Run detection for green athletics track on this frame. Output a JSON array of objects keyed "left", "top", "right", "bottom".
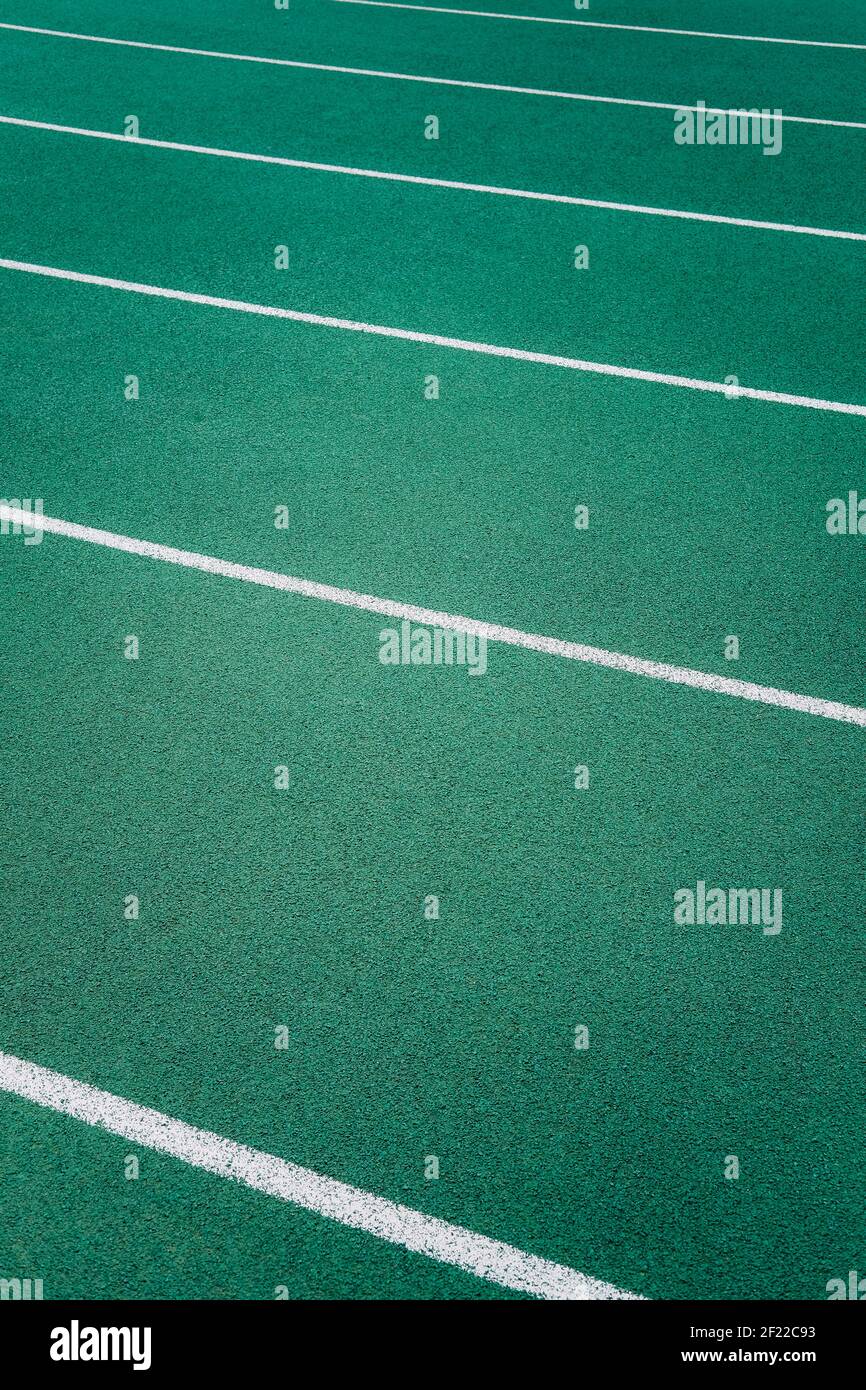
[{"left": 0, "top": 0, "right": 864, "bottom": 1301}]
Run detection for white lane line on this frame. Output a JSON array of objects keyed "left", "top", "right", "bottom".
[
  {"left": 2, "top": 505, "right": 865, "bottom": 727},
  {"left": 2, "top": 258, "right": 866, "bottom": 417},
  {"left": 0, "top": 1050, "right": 639, "bottom": 1299},
  {"left": 2, "top": 115, "right": 863, "bottom": 243},
  {"left": 333, "top": 0, "right": 866, "bottom": 51},
  {"left": 0, "top": 22, "right": 863, "bottom": 130},
  {"left": 3, "top": 256, "right": 866, "bottom": 416}
]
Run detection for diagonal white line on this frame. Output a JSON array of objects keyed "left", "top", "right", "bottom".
[
  {"left": 2, "top": 506, "right": 865, "bottom": 726},
  {"left": 1, "top": 258, "right": 865, "bottom": 417},
  {"left": 2, "top": 115, "right": 864, "bottom": 243},
  {"left": 332, "top": 0, "right": 866, "bottom": 51},
  {"left": 0, "top": 22, "right": 864, "bottom": 129},
  {"left": 0, "top": 1050, "right": 640, "bottom": 1299}
]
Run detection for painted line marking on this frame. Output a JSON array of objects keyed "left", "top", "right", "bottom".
[
  {"left": 0, "top": 22, "right": 863, "bottom": 129},
  {"left": 333, "top": 0, "right": 866, "bottom": 51},
  {"left": 2, "top": 115, "right": 863, "bottom": 243},
  {"left": 2, "top": 258, "right": 866, "bottom": 417},
  {"left": 0, "top": 1050, "right": 640, "bottom": 1299},
  {"left": 2, "top": 506, "right": 864, "bottom": 727}
]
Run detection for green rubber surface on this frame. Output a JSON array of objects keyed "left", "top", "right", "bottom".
[{"left": 0, "top": 0, "right": 863, "bottom": 1300}]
